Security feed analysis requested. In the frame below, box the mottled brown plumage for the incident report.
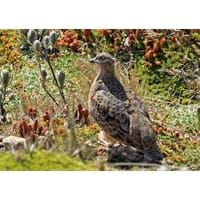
[89,53,163,162]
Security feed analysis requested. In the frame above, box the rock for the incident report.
[107,144,162,169]
[107,144,144,163]
[3,136,27,151]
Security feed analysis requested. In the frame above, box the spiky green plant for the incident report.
[0,69,14,122]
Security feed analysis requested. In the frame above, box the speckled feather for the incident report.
[89,53,163,162]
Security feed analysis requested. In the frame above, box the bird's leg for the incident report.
[98,131,119,147]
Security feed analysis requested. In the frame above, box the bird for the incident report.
[88,52,163,163]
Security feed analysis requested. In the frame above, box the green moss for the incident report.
[0,150,97,171]
[158,134,200,170]
[76,125,100,143]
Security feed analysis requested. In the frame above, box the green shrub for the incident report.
[0,149,97,170]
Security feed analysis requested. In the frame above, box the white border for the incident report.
[0,0,200,28]
[0,0,199,200]
[0,171,199,200]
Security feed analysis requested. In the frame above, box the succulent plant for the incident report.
[41,68,48,81]
[26,29,67,106]
[32,40,42,53]
[57,71,65,89]
[42,36,50,49]
[27,29,37,44]
[0,69,13,122]
[49,31,58,45]
[1,69,10,88]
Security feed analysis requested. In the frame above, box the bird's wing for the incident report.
[91,89,135,144]
[91,90,162,161]
[127,91,151,120]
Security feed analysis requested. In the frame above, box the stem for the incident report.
[36,55,59,106]
[42,82,59,106]
[45,56,67,105]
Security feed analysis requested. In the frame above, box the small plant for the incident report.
[25,30,85,159]
[0,30,21,67]
[26,29,67,107]
[74,104,89,126]
[12,107,50,139]
[56,30,80,51]
[0,69,14,122]
[144,36,166,64]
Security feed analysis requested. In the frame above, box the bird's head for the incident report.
[90,53,116,75]
[90,52,115,66]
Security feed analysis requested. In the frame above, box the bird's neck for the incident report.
[95,64,128,101]
[98,64,115,78]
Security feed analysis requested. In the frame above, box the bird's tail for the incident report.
[139,120,163,163]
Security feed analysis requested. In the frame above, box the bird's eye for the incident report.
[98,56,104,60]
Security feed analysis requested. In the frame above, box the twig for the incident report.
[36,56,59,106]
[45,56,67,105]
[42,81,59,106]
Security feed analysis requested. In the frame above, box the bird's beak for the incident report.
[89,57,97,63]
